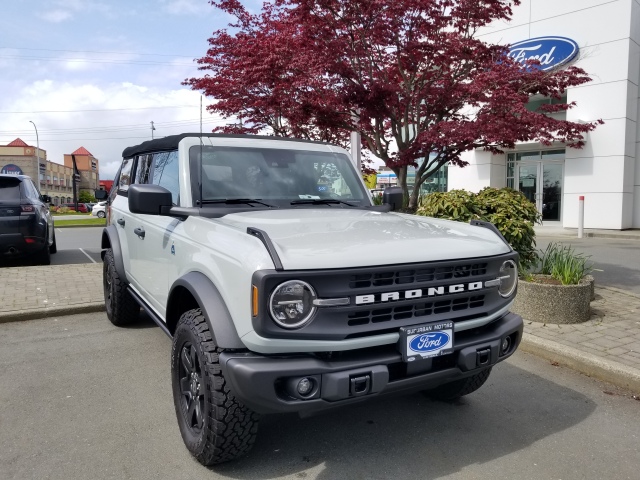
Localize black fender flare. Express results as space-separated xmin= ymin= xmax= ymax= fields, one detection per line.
xmin=168 ymin=272 xmax=244 ymax=349
xmin=101 ymin=225 xmax=126 ymax=282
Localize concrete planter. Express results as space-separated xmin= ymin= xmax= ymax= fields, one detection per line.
xmin=512 ymin=275 xmax=592 ymax=324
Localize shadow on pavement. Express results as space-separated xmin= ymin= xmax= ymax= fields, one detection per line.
xmin=213 ymin=362 xmax=595 ymax=480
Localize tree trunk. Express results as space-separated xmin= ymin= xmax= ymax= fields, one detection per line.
xmin=393 ymin=165 xmax=409 ymax=209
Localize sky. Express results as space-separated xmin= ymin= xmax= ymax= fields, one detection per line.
xmin=0 ymin=0 xmax=264 ymax=181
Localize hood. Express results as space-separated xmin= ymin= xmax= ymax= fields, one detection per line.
xmin=218 ymin=209 xmax=511 ymax=270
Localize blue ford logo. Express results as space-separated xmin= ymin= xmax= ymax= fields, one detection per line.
xmin=409 ymin=332 xmax=450 ymax=353
xmin=508 ymin=36 xmax=579 ymax=71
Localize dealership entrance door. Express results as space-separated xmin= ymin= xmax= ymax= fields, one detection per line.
xmin=507 ymin=150 xmax=564 ymax=222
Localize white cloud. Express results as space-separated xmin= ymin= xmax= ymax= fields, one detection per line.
xmin=39 ymin=10 xmax=73 ymax=23
xmin=162 ymin=0 xmax=212 ymax=15
xmin=0 ymin=80 xmax=229 ymax=181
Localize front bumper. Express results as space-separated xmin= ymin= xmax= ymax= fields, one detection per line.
xmin=220 ymin=312 xmax=523 ymax=415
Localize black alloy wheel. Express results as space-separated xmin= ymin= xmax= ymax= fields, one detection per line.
xmin=171 ymin=309 xmax=259 ymax=465
xmin=178 ymin=342 xmax=205 ymax=432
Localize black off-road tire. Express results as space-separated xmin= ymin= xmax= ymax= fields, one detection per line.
xmin=49 ymin=230 xmax=57 ymax=254
xmin=172 ymin=309 xmax=259 ymax=466
xmin=425 ymin=367 xmax=492 ymax=401
xmin=103 ymin=248 xmax=139 ymax=326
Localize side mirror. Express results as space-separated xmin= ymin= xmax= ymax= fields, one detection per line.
xmin=128 ymin=184 xmax=173 ymax=215
xmin=382 ymin=186 xmax=404 ymax=211
xmin=94 ymin=189 xmax=108 ymax=200
xmin=41 ymin=195 xmax=51 ymax=203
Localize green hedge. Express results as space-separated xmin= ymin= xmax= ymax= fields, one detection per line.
xmin=416 ymin=188 xmax=541 ymax=272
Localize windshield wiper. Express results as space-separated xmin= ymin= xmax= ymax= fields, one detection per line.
xmin=290 ymin=199 xmax=356 ymax=207
xmin=201 ymin=199 xmax=275 ymax=208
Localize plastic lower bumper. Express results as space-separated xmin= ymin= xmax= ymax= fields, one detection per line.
xmin=220 ymin=312 xmax=523 ymax=415
xmin=0 ymin=233 xmax=45 ymax=257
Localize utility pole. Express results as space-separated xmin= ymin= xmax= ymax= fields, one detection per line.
xmin=151 ymin=121 xmax=156 ymax=139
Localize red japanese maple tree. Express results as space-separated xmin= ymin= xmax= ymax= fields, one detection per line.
xmin=185 ymin=0 xmax=601 ymax=209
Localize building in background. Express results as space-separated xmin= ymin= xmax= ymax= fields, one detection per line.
xmin=0 ymin=139 xmax=100 ymax=205
xmin=448 ymin=0 xmax=639 ymax=230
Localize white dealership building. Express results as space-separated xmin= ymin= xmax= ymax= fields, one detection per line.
xmin=448 ymin=0 xmax=640 ymax=229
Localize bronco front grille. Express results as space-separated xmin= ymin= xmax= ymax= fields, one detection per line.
xmin=347 ymin=295 xmax=486 ymax=326
xmin=252 ymin=253 xmax=516 ymax=341
xmin=349 ymin=263 xmax=488 ymax=289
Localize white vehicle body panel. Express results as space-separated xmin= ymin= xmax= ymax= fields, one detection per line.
xmin=218 ymin=209 xmax=510 ymax=270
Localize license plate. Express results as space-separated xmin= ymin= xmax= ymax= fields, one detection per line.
xmin=399 ymin=321 xmax=454 ymax=362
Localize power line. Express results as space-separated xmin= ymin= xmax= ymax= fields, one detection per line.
xmin=0 ymin=119 xmax=227 ymax=136
xmin=0 ymin=46 xmax=198 ymax=58
xmin=0 ymin=55 xmax=195 ymax=66
xmin=0 ymin=105 xmax=198 ymax=113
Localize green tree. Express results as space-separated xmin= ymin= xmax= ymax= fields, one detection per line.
xmin=78 ymin=191 xmax=95 ymax=203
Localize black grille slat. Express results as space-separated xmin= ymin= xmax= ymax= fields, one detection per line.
xmin=348 ymin=295 xmax=486 ymax=326
xmin=349 ymin=262 xmax=488 ymax=289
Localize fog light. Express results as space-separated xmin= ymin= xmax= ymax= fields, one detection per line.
xmin=501 ymin=337 xmax=512 ymax=354
xmin=297 ymin=377 xmax=313 ymax=396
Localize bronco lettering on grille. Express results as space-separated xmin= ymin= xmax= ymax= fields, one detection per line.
xmin=355 ymin=281 xmax=485 ymax=305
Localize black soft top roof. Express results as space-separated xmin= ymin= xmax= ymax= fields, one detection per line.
xmin=121 ymin=133 xmax=333 ymax=158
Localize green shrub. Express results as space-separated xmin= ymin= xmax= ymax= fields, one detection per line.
xmin=416 ymin=187 xmax=541 ymax=272
xmin=537 ymin=242 xmax=592 ymax=285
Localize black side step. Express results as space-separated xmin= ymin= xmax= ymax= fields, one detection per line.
xmin=127 ymin=286 xmax=172 ymax=338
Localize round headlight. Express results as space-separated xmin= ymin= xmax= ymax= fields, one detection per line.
xmin=269 ymin=280 xmax=317 ymax=329
xmin=498 ymin=260 xmax=518 ymax=297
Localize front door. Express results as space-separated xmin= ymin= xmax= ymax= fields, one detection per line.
xmin=512 ymin=150 xmax=564 ymax=222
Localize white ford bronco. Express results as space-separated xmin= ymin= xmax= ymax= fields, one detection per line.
xmin=101 ymin=133 xmax=523 ymax=465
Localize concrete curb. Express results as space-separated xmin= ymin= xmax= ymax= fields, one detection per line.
xmin=598 ymin=285 xmax=640 ymax=299
xmin=520 ymin=333 xmax=640 ymax=395
xmin=0 ymin=302 xmax=105 ymax=324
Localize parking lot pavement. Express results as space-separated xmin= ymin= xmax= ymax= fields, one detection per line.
xmin=1 ymin=312 xmax=639 ymax=480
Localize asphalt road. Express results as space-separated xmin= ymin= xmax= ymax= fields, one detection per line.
xmin=51 ymin=226 xmax=103 ymax=265
xmin=0 ymin=312 xmax=639 ymax=480
xmin=536 ymin=236 xmax=640 ymax=294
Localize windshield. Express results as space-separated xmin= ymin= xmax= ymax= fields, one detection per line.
xmin=191 ymin=146 xmax=370 ymax=208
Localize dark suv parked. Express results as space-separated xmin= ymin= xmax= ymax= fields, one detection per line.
xmin=0 ymin=174 xmax=57 ymax=264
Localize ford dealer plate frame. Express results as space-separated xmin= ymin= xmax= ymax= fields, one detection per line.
xmin=399 ymin=321 xmax=454 ymax=362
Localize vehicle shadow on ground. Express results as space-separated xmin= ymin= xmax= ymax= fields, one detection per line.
xmin=212 ymin=363 xmax=595 ymax=480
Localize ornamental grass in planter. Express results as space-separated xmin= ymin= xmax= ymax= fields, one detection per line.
xmin=513 ymin=243 xmax=594 ymax=324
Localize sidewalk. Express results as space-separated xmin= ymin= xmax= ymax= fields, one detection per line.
xmin=535 ymin=225 xmax=640 ymax=240
xmin=0 ymin=264 xmax=639 ymax=394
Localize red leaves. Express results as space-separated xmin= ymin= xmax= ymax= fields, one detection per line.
xmin=187 ymin=0 xmax=600 ymax=186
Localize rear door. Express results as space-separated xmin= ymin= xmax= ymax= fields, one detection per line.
xmin=0 ymin=176 xmax=22 ymax=236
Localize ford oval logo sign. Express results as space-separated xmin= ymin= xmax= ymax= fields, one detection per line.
xmin=409 ymin=332 xmax=451 ymax=353
xmin=508 ymin=36 xmax=579 ymax=71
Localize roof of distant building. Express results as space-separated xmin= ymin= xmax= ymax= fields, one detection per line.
xmin=71 ymin=146 xmax=93 ymax=156
xmin=7 ymin=138 xmax=30 ymax=147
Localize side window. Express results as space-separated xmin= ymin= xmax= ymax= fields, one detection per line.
xmin=152 ymin=151 xmax=180 ymax=204
xmin=134 ymin=154 xmax=153 ymax=184
xmin=117 ymin=158 xmax=134 ymax=193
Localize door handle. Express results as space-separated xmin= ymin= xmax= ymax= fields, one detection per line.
xmin=134 ymin=227 xmax=145 ymax=239
xmin=117 ymin=218 xmax=125 ymax=227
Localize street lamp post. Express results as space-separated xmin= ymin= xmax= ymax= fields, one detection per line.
xmin=29 ymin=120 xmax=40 ymax=171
